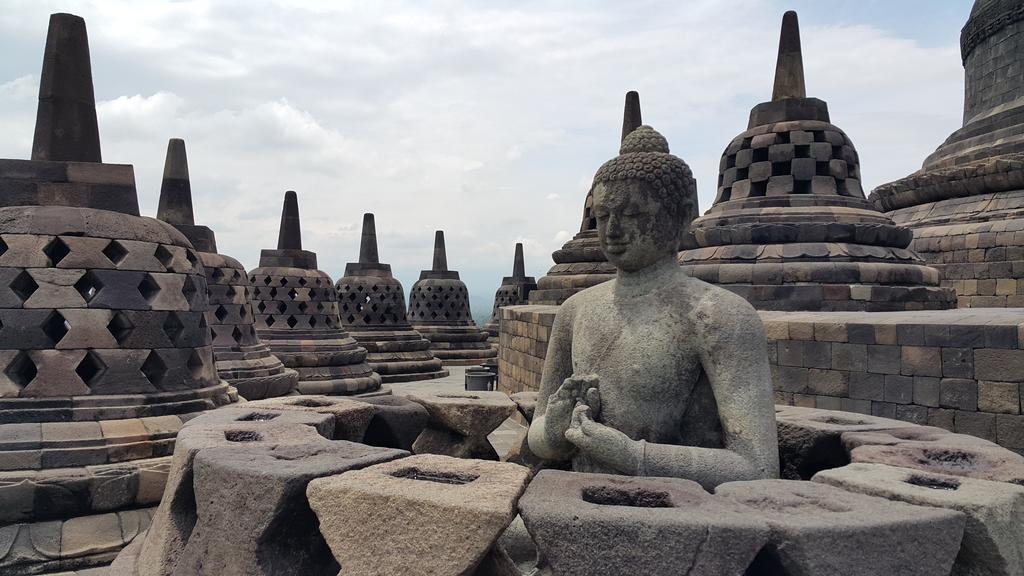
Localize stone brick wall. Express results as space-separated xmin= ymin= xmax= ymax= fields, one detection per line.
xmin=497 ymin=305 xmax=556 ymax=395
xmin=497 ymin=305 xmax=1024 ymax=453
xmin=764 ymin=309 xmax=1024 ymax=454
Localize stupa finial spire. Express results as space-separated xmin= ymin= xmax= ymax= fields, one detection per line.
xmin=156 ymin=138 xmax=194 ymax=226
xmin=512 ymin=242 xmax=526 ymax=278
xmin=359 ymin=213 xmax=379 ymax=264
xmin=621 ymin=91 xmax=643 ymax=142
xmin=432 ymin=230 xmax=448 ymax=272
xmin=277 ymin=191 xmax=302 ymax=250
xmin=31 ymin=13 xmax=101 ymax=162
xmin=772 ymin=11 xmax=806 ymax=101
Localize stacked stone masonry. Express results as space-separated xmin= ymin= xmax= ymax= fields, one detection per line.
xmin=498 ymin=305 xmax=1024 ymax=454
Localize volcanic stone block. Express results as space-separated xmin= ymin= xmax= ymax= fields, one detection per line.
xmin=775 ymin=405 xmax=919 ymax=479
xmin=306 ymin=454 xmax=530 ymax=576
xmin=814 ymin=463 xmax=1024 ymax=576
xmin=519 ymin=470 xmax=768 ymax=576
xmin=244 ymin=396 xmax=376 ymax=442
xmin=841 ymin=426 xmax=997 ymax=452
xmin=182 ymin=406 xmax=336 ymax=440
xmin=716 ymin=479 xmax=966 ymax=576
xmin=850 ymin=443 xmax=1024 ymax=484
xmin=135 ymin=421 xmax=326 ymax=576
xmin=173 ymin=441 xmax=406 ymax=576
xmin=509 ymin=391 xmax=538 ymax=423
xmin=407 ymin=391 xmax=516 ymax=460
xmin=359 ymin=395 xmax=428 ymax=451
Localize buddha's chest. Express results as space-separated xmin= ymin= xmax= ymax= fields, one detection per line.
xmin=570 ymin=303 xmax=702 ymax=402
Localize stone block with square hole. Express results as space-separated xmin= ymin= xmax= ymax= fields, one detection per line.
xmin=519 ymin=469 xmax=769 ymax=576
xmin=243 ymin=395 xmax=377 ymax=442
xmin=407 ymin=391 xmax=516 ymax=460
xmin=716 ymin=479 xmax=966 ymax=576
xmin=114 ymin=416 xmax=405 ymax=576
xmin=306 ymin=454 xmax=529 ymax=576
xmin=814 ymin=463 xmax=1024 ymax=576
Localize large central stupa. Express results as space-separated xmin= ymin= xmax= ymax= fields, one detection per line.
xmin=678 ymin=12 xmax=955 ymax=312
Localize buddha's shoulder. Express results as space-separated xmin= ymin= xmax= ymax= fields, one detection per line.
xmin=677 ymin=276 xmax=761 ymax=324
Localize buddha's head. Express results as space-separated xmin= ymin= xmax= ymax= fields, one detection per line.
xmin=592 ymin=125 xmax=697 ymax=272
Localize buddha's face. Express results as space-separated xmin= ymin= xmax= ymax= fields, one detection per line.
xmin=592 ymin=179 xmax=681 ymax=273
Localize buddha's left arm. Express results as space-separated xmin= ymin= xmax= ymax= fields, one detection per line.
xmin=640 ymin=295 xmax=780 ymax=487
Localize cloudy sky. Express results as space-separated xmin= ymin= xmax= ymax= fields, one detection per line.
xmin=0 ymin=0 xmax=971 ymax=319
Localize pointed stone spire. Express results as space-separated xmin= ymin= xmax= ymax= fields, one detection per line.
xmin=432 ymin=231 xmax=448 ymax=272
xmin=277 ymin=191 xmax=302 ymax=250
xmin=156 ymin=138 xmax=194 ymax=226
xmin=621 ymin=91 xmax=643 ymax=142
xmin=359 ymin=213 xmax=379 ymax=264
xmin=31 ymin=13 xmax=101 ymax=163
xmin=772 ymin=11 xmax=806 ymax=101
xmin=512 ymin=243 xmax=526 ymax=278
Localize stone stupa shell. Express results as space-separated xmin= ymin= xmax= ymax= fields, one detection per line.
xmin=408 ymin=231 xmax=496 ymax=366
xmin=679 ymin=11 xmax=955 ymax=312
xmin=155 ymin=138 xmax=298 ymax=400
xmin=0 ymin=13 xmax=236 ymax=575
xmin=250 ymin=192 xmax=381 ymax=395
xmin=870 ymin=0 xmax=1024 ymax=308
xmin=484 ymin=242 xmax=536 ymax=342
xmin=335 ymin=213 xmax=448 ymax=383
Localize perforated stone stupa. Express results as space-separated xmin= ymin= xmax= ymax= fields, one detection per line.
xmin=249 ymin=191 xmax=381 ymax=395
xmin=334 ymin=213 xmax=448 ymax=383
xmin=678 ymin=11 xmax=955 ymax=312
xmin=0 ymin=14 xmax=236 ymax=574
xmin=484 ymin=243 xmax=536 ymax=343
xmin=871 ymin=0 xmax=1024 ymax=307
xmin=528 ymin=91 xmax=643 ymax=305
xmin=407 ymin=230 xmax=496 ymax=365
xmin=155 ymin=138 xmax=297 ymax=400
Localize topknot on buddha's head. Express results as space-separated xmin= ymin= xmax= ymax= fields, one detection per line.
xmin=594 ymin=125 xmax=697 ymax=224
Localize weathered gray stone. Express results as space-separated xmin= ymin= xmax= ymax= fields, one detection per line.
xmin=841 ymin=425 xmax=998 ymax=452
xmin=306 ymin=454 xmax=530 ymax=576
xmin=173 ymin=441 xmax=406 ymax=576
xmin=408 ymin=391 xmax=515 ymax=459
xmin=774 ymin=405 xmax=918 ymax=479
xmin=359 ymin=395 xmax=428 ymax=451
xmin=717 ymin=479 xmax=966 ymax=576
xmin=520 ymin=469 xmax=768 ymax=576
xmin=529 ymin=125 xmax=779 ymax=489
xmin=850 ymin=442 xmax=1024 ymax=484
xmin=244 ymin=396 xmax=376 ymax=442
xmin=814 ymin=463 xmax=1024 ymax=576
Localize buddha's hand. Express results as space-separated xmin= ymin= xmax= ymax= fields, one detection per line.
xmin=545 ymin=374 xmax=598 ymax=436
xmin=565 ymin=404 xmax=641 ymax=474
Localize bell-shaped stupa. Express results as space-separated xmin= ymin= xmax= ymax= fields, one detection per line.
xmin=871 ymin=0 xmax=1024 ymax=307
xmin=407 ymin=231 xmax=496 ymax=365
xmin=155 ymin=139 xmax=298 ymax=399
xmin=249 ymin=192 xmax=382 ymax=395
xmin=483 ymin=243 xmax=537 ymax=342
xmin=335 ymin=214 xmax=448 ymax=382
xmin=528 ymin=91 xmax=643 ymax=304
xmin=678 ymin=11 xmax=955 ymax=311
xmin=0 ymin=14 xmax=236 ymax=574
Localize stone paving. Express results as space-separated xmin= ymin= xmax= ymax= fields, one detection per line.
xmin=390 ymin=366 xmax=525 ymax=458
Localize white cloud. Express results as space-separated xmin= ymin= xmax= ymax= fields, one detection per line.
xmin=0 ymin=0 xmax=968 ymax=305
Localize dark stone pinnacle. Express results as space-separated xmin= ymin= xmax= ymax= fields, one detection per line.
xmin=157 ymin=138 xmax=195 ymax=227
xmin=277 ymin=191 xmax=302 ymax=250
xmin=359 ymin=213 xmax=379 ymax=264
xmin=432 ymin=230 xmax=447 ymax=272
xmin=512 ymin=242 xmax=526 ymax=278
xmin=31 ymin=13 xmax=101 ymax=163
xmin=621 ymin=91 xmax=642 ymax=142
xmin=772 ymin=11 xmax=806 ymax=101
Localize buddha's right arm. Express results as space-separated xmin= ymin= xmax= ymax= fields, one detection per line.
xmin=528 ymin=305 xmax=576 ymax=460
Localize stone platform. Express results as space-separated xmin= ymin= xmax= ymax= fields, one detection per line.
xmin=498 ymin=305 xmax=1024 ymax=453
